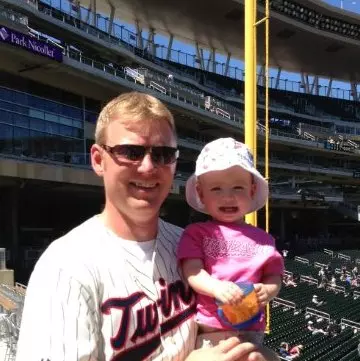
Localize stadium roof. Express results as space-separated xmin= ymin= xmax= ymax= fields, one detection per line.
xmin=83 ymin=0 xmax=360 ymax=82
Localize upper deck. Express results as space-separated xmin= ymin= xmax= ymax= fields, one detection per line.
xmin=78 ymin=0 xmax=360 ymax=82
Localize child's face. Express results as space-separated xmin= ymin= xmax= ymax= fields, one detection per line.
xmin=196 ymin=166 xmax=256 ymax=223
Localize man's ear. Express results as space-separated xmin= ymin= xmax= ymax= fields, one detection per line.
xmin=91 ymin=144 xmax=105 ymax=177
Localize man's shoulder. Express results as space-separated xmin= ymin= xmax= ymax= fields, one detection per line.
xmin=32 ymin=216 xmax=102 ymax=276
xmin=158 ymin=219 xmax=184 ymax=246
xmin=48 ymin=216 xmax=102 ymax=252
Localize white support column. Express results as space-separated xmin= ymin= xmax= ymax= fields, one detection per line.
xmin=91 ymin=0 xmax=96 ymax=26
xmin=151 ymin=30 xmax=156 ymax=56
xmin=85 ymin=3 xmax=92 ymax=24
xmin=351 ymin=82 xmax=358 ymax=101
xmin=310 ymin=75 xmax=318 ymax=95
xmin=326 ymin=78 xmax=333 ymax=97
xmin=107 ymin=3 xmax=115 ymax=35
xmin=257 ymin=65 xmax=265 ymax=86
xmin=166 ymin=34 xmax=174 ymax=61
xmin=211 ymin=48 xmax=216 ymax=73
xmin=195 ymin=43 xmax=205 ymax=70
xmin=300 ymin=72 xmax=309 ymax=93
xmin=224 ymin=52 xmax=231 ymax=76
xmin=135 ymin=21 xmax=144 ymax=49
xmin=147 ymin=28 xmax=156 ymax=56
xmin=274 ymin=67 xmax=282 ymax=89
xmin=206 ymin=50 xmax=213 ymax=72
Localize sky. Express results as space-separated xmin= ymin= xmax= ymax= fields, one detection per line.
xmin=46 ymin=0 xmax=360 ymax=96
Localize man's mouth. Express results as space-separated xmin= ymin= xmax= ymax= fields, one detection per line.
xmin=130 ymin=181 xmax=159 ymax=190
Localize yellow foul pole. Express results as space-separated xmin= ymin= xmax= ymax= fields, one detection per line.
xmin=244 ymin=0 xmax=271 ymax=332
xmin=244 ymin=0 xmax=257 ymax=226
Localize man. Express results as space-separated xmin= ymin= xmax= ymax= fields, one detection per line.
xmin=16 ymin=92 xmax=278 ymax=361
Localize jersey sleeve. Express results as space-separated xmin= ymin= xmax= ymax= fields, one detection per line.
xmin=16 ymin=253 xmax=103 ymax=361
xmin=177 ymin=223 xmax=205 ymax=261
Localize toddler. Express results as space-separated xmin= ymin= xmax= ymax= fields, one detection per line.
xmin=177 ymin=137 xmax=284 ymax=348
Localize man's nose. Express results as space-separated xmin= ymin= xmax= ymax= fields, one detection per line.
xmin=138 ymin=153 xmax=156 ymax=173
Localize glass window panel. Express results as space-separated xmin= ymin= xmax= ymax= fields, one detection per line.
xmin=14 ymin=104 xmax=28 ymax=115
xmin=13 ymin=127 xmax=29 ymax=156
xmin=29 ymin=109 xmax=44 ymax=119
xmin=0 ymin=110 xmax=13 ymax=124
xmin=60 ymin=104 xmax=81 ymax=119
xmin=0 ymin=87 xmax=13 ymax=102
xmin=72 ymin=120 xmax=82 ymax=128
xmin=58 ymin=116 xmax=73 ymax=127
xmin=45 ymin=121 xmax=59 ymax=134
xmin=14 ymin=114 xmax=29 ymax=128
xmin=29 ymin=130 xmax=45 ymax=158
xmin=14 ymin=91 xmax=27 ymax=105
xmin=0 ymin=101 xmax=14 ymax=111
xmin=30 ymin=118 xmax=45 ymax=132
xmin=59 ymin=125 xmax=73 ymax=137
xmin=44 ymin=113 xmax=58 ymax=122
xmin=85 ymin=111 xmax=98 ymax=123
xmin=0 ymin=123 xmax=13 ymax=154
xmin=28 ymin=96 xmax=44 ymax=110
xmin=72 ymin=128 xmax=83 ymax=138
xmin=43 ymin=99 xmax=58 ymax=113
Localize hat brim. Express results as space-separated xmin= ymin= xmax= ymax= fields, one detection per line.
xmin=185 ymin=165 xmax=269 ymax=215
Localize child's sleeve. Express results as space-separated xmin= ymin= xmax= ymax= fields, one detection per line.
xmin=263 ymin=237 xmax=285 ymax=277
xmin=177 ymin=224 xmax=204 ymax=261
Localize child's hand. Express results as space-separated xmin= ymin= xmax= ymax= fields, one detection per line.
xmin=213 ymin=280 xmax=244 ymax=305
xmin=254 ymin=283 xmax=270 ymax=308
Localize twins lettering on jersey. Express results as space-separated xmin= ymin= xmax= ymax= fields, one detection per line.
xmin=101 ymin=278 xmax=196 ymax=361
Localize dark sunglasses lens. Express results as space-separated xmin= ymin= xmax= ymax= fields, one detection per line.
xmin=114 ymin=145 xmax=146 ymax=161
xmin=152 ymin=147 xmax=178 ymax=164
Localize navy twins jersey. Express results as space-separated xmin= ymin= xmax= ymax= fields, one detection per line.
xmin=16 ymin=216 xmax=197 ymax=361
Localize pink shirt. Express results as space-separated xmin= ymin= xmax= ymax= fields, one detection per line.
xmin=177 ymin=221 xmax=284 ymax=331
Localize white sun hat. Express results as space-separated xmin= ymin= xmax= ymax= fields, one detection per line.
xmin=185 ymin=137 xmax=268 ymax=215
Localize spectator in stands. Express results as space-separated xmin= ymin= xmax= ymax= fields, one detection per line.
xmin=177 ymin=137 xmax=284 ymax=350
xmin=307 ymin=321 xmax=328 ymax=336
xmin=326 ymin=320 xmax=341 ymax=337
xmin=167 ymin=73 xmax=174 ymax=82
xmin=346 ymin=275 xmax=352 ymax=286
xmin=287 ymin=345 xmax=303 ymax=360
xmin=318 ymin=278 xmax=327 ymax=289
xmin=318 ymin=267 xmax=325 ymax=278
xmin=282 ymin=249 xmax=289 ymax=258
xmin=283 ymin=274 xmax=297 ymax=287
xmin=278 ymin=342 xmax=290 ymax=358
xmin=352 ymin=266 xmax=358 ymax=278
xmin=330 ymin=275 xmax=336 ymax=287
xmin=312 ymin=294 xmax=325 ymax=306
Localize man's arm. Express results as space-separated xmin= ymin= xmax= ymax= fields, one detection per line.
xmin=16 ymin=262 xmax=102 ymax=361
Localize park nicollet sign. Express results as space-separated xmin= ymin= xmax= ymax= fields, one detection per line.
xmin=0 ymin=25 xmax=63 ymax=62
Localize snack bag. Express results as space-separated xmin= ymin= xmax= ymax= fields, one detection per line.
xmin=217 ymin=282 xmax=261 ymax=330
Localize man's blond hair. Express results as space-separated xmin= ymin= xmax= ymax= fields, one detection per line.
xmin=95 ymin=92 xmax=176 ymax=144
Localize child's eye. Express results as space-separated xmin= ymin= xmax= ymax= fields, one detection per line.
xmin=234 ymin=186 xmax=244 ymax=190
xmin=210 ymin=187 xmax=221 ymax=191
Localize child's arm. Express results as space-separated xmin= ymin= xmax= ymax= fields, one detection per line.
xmin=254 ymin=274 xmax=282 ymax=308
xmin=182 ymin=258 xmax=244 ymax=305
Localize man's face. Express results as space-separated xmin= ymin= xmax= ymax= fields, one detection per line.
xmin=92 ymin=119 xmax=177 ymax=223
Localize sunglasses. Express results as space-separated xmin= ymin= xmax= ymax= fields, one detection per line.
xmin=101 ymin=144 xmax=179 ymax=165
